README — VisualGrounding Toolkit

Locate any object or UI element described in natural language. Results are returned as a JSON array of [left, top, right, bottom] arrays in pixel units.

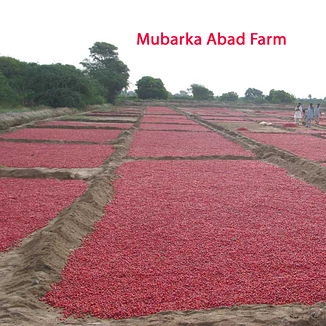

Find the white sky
[[1, 0, 326, 98]]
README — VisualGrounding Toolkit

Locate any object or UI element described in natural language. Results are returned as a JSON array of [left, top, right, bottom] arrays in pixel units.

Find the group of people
[[294, 103, 322, 128]]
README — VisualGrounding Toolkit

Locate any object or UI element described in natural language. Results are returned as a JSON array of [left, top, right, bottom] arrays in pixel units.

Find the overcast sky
[[1, 0, 325, 98]]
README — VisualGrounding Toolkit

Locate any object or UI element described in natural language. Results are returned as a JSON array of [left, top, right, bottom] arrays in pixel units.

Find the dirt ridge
[[125, 155, 257, 161], [0, 167, 101, 180], [0, 108, 75, 130]]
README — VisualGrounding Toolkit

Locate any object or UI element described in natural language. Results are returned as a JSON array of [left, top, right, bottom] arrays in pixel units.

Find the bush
[[136, 76, 168, 100], [189, 84, 214, 100], [245, 88, 264, 100], [24, 64, 98, 108], [220, 91, 239, 101], [266, 89, 296, 103], [0, 57, 27, 95], [0, 56, 108, 109], [0, 71, 21, 106]]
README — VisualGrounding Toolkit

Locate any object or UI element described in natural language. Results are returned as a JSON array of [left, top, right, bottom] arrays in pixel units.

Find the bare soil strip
[[141, 122, 196, 125], [144, 113, 183, 116], [0, 167, 101, 180], [125, 155, 256, 161], [0, 108, 74, 130], [57, 302, 326, 326], [138, 129, 212, 132]]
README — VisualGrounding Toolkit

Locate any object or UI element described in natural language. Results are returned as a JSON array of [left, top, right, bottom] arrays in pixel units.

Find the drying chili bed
[[139, 123, 209, 131], [146, 107, 177, 114], [244, 133, 326, 161], [0, 178, 87, 251], [0, 142, 115, 168], [37, 121, 134, 129], [0, 128, 122, 142], [43, 160, 326, 319], [141, 118, 197, 124], [128, 131, 253, 157]]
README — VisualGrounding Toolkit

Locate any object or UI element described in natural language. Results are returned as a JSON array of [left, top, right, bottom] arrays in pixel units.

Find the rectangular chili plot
[[139, 123, 209, 131], [205, 117, 249, 121], [129, 131, 253, 157], [245, 133, 326, 161], [0, 142, 114, 168], [141, 117, 197, 124], [146, 106, 177, 114], [38, 121, 134, 129], [44, 160, 326, 319], [0, 128, 121, 142], [0, 178, 87, 251]]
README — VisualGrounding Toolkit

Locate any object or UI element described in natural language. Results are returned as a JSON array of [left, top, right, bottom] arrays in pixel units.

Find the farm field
[[244, 133, 326, 161], [0, 142, 115, 168], [0, 178, 87, 251], [2, 105, 326, 326], [128, 130, 254, 157], [44, 160, 326, 319], [0, 128, 122, 142], [139, 123, 209, 131], [36, 121, 134, 129], [141, 117, 197, 124]]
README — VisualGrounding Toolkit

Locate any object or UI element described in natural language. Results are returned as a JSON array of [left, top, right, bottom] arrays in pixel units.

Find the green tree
[[173, 90, 191, 99], [81, 42, 129, 103], [0, 56, 28, 97], [245, 88, 264, 100], [266, 89, 296, 103], [189, 84, 214, 100], [0, 71, 20, 106], [136, 76, 168, 99], [24, 63, 100, 108], [220, 91, 239, 101]]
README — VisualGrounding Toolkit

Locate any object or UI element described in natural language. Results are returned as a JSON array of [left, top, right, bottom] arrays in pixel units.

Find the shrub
[[220, 91, 239, 101], [189, 84, 214, 100], [136, 76, 168, 100], [0, 71, 20, 106], [266, 89, 296, 103]]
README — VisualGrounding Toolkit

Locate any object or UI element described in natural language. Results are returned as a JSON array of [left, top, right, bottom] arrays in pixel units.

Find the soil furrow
[[125, 155, 257, 161], [0, 167, 101, 180]]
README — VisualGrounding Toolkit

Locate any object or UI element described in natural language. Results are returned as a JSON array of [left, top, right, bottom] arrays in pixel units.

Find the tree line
[[0, 42, 129, 108], [123, 83, 307, 104], [175, 85, 297, 104], [0, 42, 322, 108], [132, 84, 300, 104]]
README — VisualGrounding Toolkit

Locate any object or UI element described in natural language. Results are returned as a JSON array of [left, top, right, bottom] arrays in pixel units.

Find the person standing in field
[[301, 106, 306, 125], [306, 103, 314, 128], [294, 103, 302, 125], [314, 103, 321, 124]]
